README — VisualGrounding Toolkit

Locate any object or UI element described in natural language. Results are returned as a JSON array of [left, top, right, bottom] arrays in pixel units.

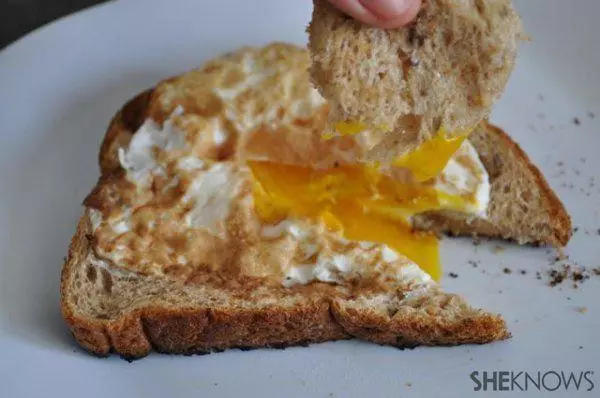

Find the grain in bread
[[414, 122, 572, 246], [61, 43, 571, 359], [62, 212, 509, 358], [308, 0, 522, 162]]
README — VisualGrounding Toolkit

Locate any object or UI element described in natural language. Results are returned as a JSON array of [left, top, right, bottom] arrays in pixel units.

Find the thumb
[[328, 0, 421, 28]]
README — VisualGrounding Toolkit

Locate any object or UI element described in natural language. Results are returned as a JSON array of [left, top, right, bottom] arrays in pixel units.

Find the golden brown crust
[[332, 300, 510, 347], [418, 122, 572, 247], [485, 123, 571, 246], [62, 215, 508, 358], [61, 217, 350, 359], [61, 45, 538, 358]]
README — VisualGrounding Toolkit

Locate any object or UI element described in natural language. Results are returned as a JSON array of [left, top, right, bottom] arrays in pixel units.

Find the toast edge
[[484, 122, 572, 246], [60, 216, 351, 359], [60, 215, 509, 359], [61, 87, 514, 359]]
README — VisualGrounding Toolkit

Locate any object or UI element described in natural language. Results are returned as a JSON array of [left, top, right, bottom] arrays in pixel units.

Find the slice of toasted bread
[[61, 43, 568, 358], [308, 0, 522, 163], [98, 45, 570, 249], [414, 122, 572, 247], [61, 44, 510, 358], [61, 211, 508, 358]]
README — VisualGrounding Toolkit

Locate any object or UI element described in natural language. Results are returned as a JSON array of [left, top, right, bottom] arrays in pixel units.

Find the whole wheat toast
[[308, 0, 522, 163], [100, 88, 571, 248], [61, 44, 515, 358], [61, 43, 568, 358], [62, 212, 507, 358], [416, 122, 571, 246]]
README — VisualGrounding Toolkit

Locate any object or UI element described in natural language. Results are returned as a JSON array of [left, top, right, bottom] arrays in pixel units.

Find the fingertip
[[373, 0, 421, 28], [328, 0, 421, 29]]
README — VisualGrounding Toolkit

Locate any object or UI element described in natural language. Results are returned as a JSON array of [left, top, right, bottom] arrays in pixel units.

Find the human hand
[[327, 0, 421, 28]]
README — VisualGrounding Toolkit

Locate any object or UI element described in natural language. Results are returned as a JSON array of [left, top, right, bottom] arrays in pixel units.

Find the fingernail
[[359, 0, 413, 20]]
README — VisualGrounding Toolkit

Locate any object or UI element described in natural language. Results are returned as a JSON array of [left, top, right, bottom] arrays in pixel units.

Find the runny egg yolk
[[392, 133, 467, 182], [334, 121, 369, 136], [248, 157, 475, 281], [329, 122, 469, 181]]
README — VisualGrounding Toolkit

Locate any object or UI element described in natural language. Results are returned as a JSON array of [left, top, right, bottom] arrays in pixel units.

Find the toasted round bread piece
[[308, 0, 522, 161]]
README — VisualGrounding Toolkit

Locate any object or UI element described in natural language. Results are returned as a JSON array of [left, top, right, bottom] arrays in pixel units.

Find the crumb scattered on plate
[[493, 246, 505, 254]]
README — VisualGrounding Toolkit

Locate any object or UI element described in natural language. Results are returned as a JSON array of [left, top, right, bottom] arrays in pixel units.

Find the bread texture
[[61, 43, 568, 359], [61, 44, 513, 358], [61, 210, 508, 358], [308, 0, 522, 162], [415, 122, 572, 247]]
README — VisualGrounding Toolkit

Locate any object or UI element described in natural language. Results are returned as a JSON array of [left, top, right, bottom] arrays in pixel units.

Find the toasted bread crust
[[65, 43, 576, 357], [61, 217, 350, 359], [62, 90, 510, 357], [61, 215, 508, 358], [332, 300, 509, 347], [486, 123, 571, 246], [417, 122, 571, 247]]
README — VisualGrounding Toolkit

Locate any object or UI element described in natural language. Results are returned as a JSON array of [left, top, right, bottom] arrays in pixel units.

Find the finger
[[328, 0, 421, 29]]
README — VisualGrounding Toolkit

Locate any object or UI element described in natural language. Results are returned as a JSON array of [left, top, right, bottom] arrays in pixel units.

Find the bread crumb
[[468, 260, 480, 268], [493, 246, 505, 254], [576, 307, 588, 314], [520, 270, 527, 275], [503, 268, 512, 274], [406, 382, 412, 388], [548, 269, 565, 287], [579, 345, 584, 350], [573, 117, 581, 126], [548, 264, 591, 287], [448, 272, 459, 279]]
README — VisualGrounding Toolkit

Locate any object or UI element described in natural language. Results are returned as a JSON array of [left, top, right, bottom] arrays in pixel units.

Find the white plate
[[1, 0, 599, 397]]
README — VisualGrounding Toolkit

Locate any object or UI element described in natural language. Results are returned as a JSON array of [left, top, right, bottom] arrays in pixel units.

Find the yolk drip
[[393, 133, 468, 182], [328, 121, 469, 182], [248, 160, 474, 281], [334, 121, 369, 136]]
